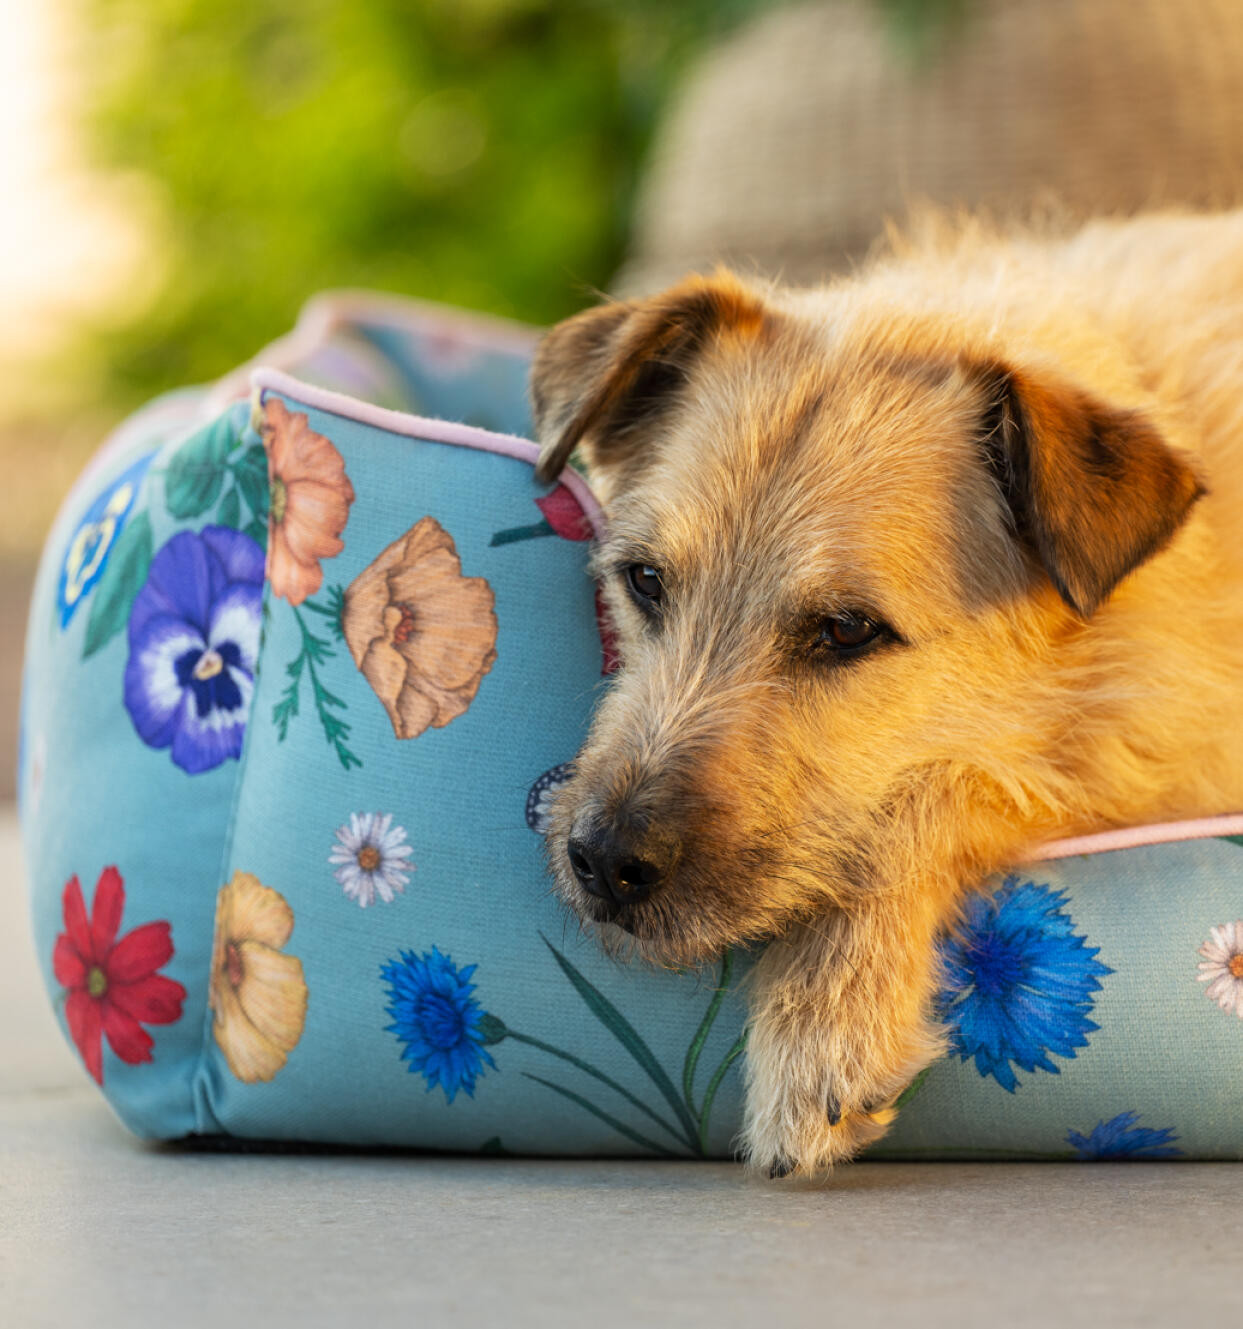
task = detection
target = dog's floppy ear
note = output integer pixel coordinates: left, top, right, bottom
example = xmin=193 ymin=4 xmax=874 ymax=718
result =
xmin=531 ymin=272 xmax=767 ymax=484
xmin=969 ymin=359 xmax=1205 ymax=616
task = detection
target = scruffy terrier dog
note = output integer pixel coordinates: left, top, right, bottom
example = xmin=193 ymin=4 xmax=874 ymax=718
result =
xmin=530 ymin=211 xmax=1243 ymax=1179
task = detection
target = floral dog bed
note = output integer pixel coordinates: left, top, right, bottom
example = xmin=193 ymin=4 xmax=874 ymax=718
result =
xmin=19 ymin=292 xmax=1243 ymax=1161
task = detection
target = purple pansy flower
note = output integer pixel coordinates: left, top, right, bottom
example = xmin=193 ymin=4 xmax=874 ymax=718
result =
xmin=124 ymin=525 xmax=264 ymax=774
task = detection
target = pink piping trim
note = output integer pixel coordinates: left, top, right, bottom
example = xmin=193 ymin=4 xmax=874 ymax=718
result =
xmin=250 ymin=366 xmax=608 ymax=541
xmin=1029 ymin=813 xmax=1243 ymax=861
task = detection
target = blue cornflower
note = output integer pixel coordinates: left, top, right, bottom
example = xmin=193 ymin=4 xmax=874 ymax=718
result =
xmin=1067 ymin=1111 xmax=1182 ymax=1160
xmin=381 ymin=947 xmax=496 ymax=1102
xmin=939 ymin=877 xmax=1112 ymax=1092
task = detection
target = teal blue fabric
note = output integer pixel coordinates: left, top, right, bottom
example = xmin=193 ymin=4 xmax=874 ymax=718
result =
xmin=19 ymin=298 xmax=1243 ymax=1161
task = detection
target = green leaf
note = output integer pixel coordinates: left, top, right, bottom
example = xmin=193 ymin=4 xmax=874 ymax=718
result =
xmin=272 ymin=681 xmax=300 ymax=740
xmin=541 ymin=935 xmax=700 ymax=1150
xmin=216 ymin=484 xmax=241 ymax=531
xmin=244 ymin=516 xmax=269 ymax=549
xmin=683 ymin=949 xmax=734 ymax=1116
xmin=233 ymin=445 xmax=269 ymax=517
xmin=697 ymin=1033 xmax=747 ymax=1155
xmin=82 ymin=510 xmax=153 ymax=659
xmin=164 ymin=415 xmax=236 ymax=518
xmin=521 ymin=1073 xmax=684 ymax=1158
xmin=489 ymin=519 xmax=555 ymax=547
xmin=1220 ymin=834 xmax=1243 ymax=848
xmin=502 ymin=1027 xmax=686 ymax=1146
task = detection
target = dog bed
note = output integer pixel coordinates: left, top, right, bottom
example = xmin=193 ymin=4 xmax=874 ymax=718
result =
xmin=19 ymin=292 xmax=1243 ymax=1162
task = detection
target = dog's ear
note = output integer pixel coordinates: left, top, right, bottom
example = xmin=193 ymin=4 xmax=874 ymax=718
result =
xmin=531 ymin=272 xmax=768 ymax=484
xmin=968 ymin=359 xmax=1205 ymax=616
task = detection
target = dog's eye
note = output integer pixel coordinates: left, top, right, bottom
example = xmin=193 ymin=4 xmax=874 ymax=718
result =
xmin=816 ymin=612 xmax=882 ymax=656
xmin=624 ymin=563 xmax=665 ymax=609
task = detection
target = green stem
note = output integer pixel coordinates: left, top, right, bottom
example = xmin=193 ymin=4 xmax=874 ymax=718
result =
xmin=504 ymin=1029 xmax=686 ymax=1147
xmin=894 ymin=1066 xmax=931 ymax=1109
xmin=521 ymin=1073 xmax=684 ymax=1158
xmin=682 ymin=949 xmax=733 ymax=1118
xmin=697 ymin=1033 xmax=748 ymax=1156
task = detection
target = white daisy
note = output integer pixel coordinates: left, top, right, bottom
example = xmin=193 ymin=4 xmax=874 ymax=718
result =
xmin=1196 ymin=920 xmax=1243 ymax=1018
xmin=329 ymin=813 xmax=413 ymax=907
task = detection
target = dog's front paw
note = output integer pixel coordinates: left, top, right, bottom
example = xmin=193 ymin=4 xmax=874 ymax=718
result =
xmin=741 ymin=970 xmax=941 ymax=1178
xmin=743 ymin=903 xmax=948 ymax=1179
xmin=746 ymin=1071 xmax=901 ymax=1180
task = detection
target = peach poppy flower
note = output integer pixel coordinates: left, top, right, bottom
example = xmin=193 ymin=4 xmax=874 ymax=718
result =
xmin=342 ymin=516 xmax=498 ymax=740
xmin=261 ymin=398 xmax=355 ymax=605
xmin=209 ymin=871 xmax=308 ymax=1083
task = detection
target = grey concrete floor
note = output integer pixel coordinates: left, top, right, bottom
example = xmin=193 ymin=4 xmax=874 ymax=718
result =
xmin=1 ymin=807 xmax=1238 ymax=1328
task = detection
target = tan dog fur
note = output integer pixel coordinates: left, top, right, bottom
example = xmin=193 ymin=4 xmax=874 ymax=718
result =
xmin=529 ymin=210 xmax=1243 ymax=1178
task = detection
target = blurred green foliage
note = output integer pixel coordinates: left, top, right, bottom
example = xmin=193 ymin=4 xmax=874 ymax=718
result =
xmin=78 ymin=0 xmax=965 ymax=409
xmin=76 ymin=0 xmax=774 ymax=406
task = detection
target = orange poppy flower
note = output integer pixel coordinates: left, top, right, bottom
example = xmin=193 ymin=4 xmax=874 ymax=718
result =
xmin=261 ymin=398 xmax=355 ymax=605
xmin=342 ymin=516 xmax=498 ymax=740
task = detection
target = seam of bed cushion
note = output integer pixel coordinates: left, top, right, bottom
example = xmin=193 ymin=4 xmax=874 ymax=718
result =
xmin=188 ymin=414 xmax=271 ymax=1139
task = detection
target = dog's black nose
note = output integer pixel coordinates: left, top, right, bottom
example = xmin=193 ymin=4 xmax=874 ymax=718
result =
xmin=566 ymin=827 xmax=668 ymax=907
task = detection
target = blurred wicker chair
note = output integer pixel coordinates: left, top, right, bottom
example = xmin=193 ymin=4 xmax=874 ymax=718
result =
xmin=617 ymin=0 xmax=1243 ymax=294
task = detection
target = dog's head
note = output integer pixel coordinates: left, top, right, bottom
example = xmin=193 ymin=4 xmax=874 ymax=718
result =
xmin=531 ymin=271 xmax=1204 ymax=964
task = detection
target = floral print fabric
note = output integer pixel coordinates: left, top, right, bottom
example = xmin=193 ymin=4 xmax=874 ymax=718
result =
xmin=381 ymin=947 xmax=496 ymax=1102
xmin=342 ymin=515 xmax=497 ymax=740
xmin=1197 ymin=920 xmax=1243 ymax=1017
xmin=938 ymin=879 xmax=1112 ymax=1092
xmin=209 ymin=872 xmax=308 ymax=1084
xmin=21 ymin=352 xmax=1243 ymax=1159
xmin=52 ymin=868 xmax=186 ymax=1085
xmin=124 ymin=526 xmax=264 ymax=773
xmin=330 ymin=813 xmax=414 ymax=907
xmin=261 ymin=399 xmax=355 ymax=606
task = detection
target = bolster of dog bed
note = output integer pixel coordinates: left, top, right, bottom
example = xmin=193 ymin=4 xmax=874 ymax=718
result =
xmin=19 ymin=292 xmax=1243 ymax=1161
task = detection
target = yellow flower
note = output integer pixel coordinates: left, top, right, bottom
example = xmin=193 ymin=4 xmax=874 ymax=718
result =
xmin=342 ymin=516 xmax=498 ymax=740
xmin=209 ymin=871 xmax=308 ymax=1083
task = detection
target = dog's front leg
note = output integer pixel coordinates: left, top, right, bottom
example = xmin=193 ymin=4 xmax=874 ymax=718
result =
xmin=743 ymin=886 xmax=948 ymax=1178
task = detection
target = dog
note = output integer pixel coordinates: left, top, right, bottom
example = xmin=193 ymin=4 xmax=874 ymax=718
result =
xmin=528 ymin=210 xmax=1243 ymax=1178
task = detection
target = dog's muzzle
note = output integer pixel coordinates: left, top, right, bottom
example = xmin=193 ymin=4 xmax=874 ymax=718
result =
xmin=565 ymin=819 xmax=677 ymax=914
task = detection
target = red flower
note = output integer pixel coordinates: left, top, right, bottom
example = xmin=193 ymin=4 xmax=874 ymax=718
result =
xmin=539 ymin=486 xmax=619 ymax=675
xmin=594 ymin=586 xmax=620 ymax=675
xmin=52 ymin=868 xmax=187 ymax=1085
xmin=535 ymin=485 xmax=593 ymax=541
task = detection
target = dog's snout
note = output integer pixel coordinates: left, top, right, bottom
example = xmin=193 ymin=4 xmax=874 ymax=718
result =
xmin=566 ymin=825 xmax=671 ymax=908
